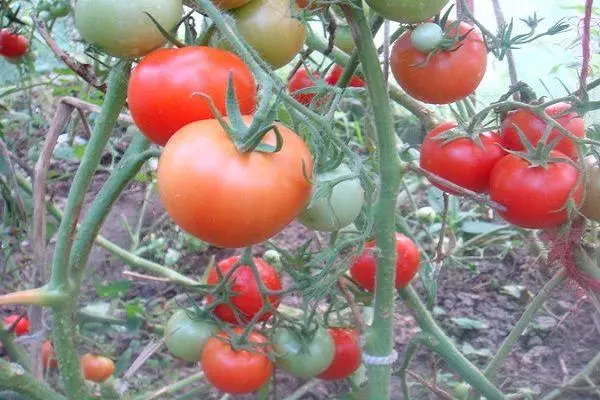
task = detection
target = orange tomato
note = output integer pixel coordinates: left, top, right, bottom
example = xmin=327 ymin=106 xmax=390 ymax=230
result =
xmin=41 ymin=341 xmax=58 ymax=369
xmin=81 ymin=353 xmax=115 ymax=383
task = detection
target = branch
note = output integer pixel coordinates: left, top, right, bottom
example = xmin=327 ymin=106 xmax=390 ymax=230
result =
xmin=0 ymin=358 xmax=65 ymax=400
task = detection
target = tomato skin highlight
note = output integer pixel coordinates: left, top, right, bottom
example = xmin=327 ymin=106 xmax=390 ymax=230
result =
xmin=3 ymin=315 xmax=29 ymax=336
xmin=489 ymin=152 xmax=583 ymax=229
xmin=201 ymin=328 xmax=273 ymax=394
xmin=164 ymin=310 xmax=219 ymax=362
xmin=500 ymin=102 xmax=585 ymax=160
xmin=365 ymin=0 xmax=448 ymax=23
xmin=317 ymin=328 xmax=362 ymax=381
xmin=0 ymin=30 xmax=29 ymax=59
xmin=128 ymin=46 xmax=257 ymax=146
xmin=390 ymin=22 xmax=487 ymax=104
xmin=206 ymin=256 xmax=282 ymax=324
xmin=325 ymin=65 xmax=365 ymax=88
xmin=288 ymin=68 xmax=320 ymax=106
xmin=420 ymin=122 xmax=505 ymax=194
xmin=272 ymin=326 xmax=335 ymax=378
xmin=81 ymin=354 xmax=115 ymax=383
xmin=157 ymin=117 xmax=313 ymax=248
xmin=350 ymin=233 xmax=420 ymax=292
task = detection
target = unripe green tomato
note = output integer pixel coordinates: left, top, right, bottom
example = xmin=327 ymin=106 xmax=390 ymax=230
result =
xmin=263 ymin=249 xmax=283 ymax=271
xmin=415 ymin=206 xmax=436 ymax=223
xmin=297 ymin=164 xmax=364 ymax=232
xmin=50 ymin=1 xmax=72 ymax=18
xmin=453 ymin=382 xmax=470 ymax=400
xmin=74 ymin=0 xmax=183 ymax=58
xmin=410 ymin=22 xmax=444 ymax=53
xmin=272 ymin=326 xmax=334 ymax=378
xmin=164 ymin=310 xmax=218 ymax=362
xmin=365 ymin=0 xmax=448 ymax=23
xmin=334 ymin=25 xmax=355 ymax=54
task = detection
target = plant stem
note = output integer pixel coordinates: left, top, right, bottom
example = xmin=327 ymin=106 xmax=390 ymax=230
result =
xmin=0 ymin=358 xmax=65 ymax=400
xmin=0 ymin=326 xmax=31 ymax=371
xmin=541 ymin=350 xmax=600 ymax=400
xmin=342 ymin=4 xmax=401 ymax=399
xmin=134 ymin=372 xmax=205 ymax=400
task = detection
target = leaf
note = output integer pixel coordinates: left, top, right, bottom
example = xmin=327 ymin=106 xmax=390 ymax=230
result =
xmin=451 ymin=317 xmax=489 ymax=330
xmin=461 ymin=342 xmax=492 ymax=358
xmin=419 ymin=260 xmax=437 ymax=309
xmin=501 ymin=284 xmax=526 ymax=299
xmin=95 ymin=280 xmax=131 ymax=298
xmin=461 ymin=221 xmax=508 ymax=234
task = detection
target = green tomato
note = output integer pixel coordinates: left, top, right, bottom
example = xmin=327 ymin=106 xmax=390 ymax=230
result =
xmin=164 ymin=310 xmax=218 ymax=362
xmin=297 ymin=164 xmax=364 ymax=232
xmin=74 ymin=0 xmax=183 ymax=58
xmin=334 ymin=25 xmax=355 ymax=54
xmin=272 ymin=326 xmax=335 ymax=378
xmin=50 ymin=1 xmax=72 ymax=18
xmin=410 ymin=22 xmax=444 ymax=53
xmin=364 ymin=0 xmax=448 ymax=23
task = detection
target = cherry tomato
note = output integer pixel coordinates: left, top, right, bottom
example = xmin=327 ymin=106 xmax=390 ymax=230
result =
xmin=391 ymin=22 xmax=486 ymax=104
xmin=325 ymin=65 xmax=365 ymax=88
xmin=272 ymin=326 xmax=334 ymax=378
xmin=74 ymin=0 xmax=183 ymax=58
xmin=206 ymin=256 xmax=282 ymax=324
xmin=500 ymin=102 xmax=585 ymax=160
xmin=334 ymin=25 xmax=355 ymax=54
xmin=128 ymin=46 xmax=257 ymax=146
xmin=420 ymin=122 xmax=505 ymax=194
xmin=288 ymin=68 xmax=320 ymax=106
xmin=157 ymin=116 xmax=314 ymax=248
xmin=317 ymin=328 xmax=362 ymax=381
xmin=365 ymin=0 xmax=448 ymax=23
xmin=201 ymin=328 xmax=273 ymax=394
xmin=164 ymin=310 xmax=218 ymax=362
xmin=0 ymin=30 xmax=29 ymax=59
xmin=42 ymin=341 xmax=58 ymax=369
xmin=3 ymin=315 xmax=29 ymax=336
xmin=489 ymin=152 xmax=583 ymax=229
xmin=350 ymin=233 xmax=420 ymax=292
xmin=81 ymin=354 xmax=115 ymax=383
xmin=582 ymin=156 xmax=600 ymax=222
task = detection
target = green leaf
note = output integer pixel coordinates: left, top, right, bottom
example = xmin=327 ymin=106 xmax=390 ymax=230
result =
xmin=461 ymin=342 xmax=492 ymax=358
xmin=418 ymin=260 xmax=437 ymax=309
xmin=95 ymin=280 xmax=131 ymax=298
xmin=451 ymin=317 xmax=489 ymax=330
xmin=500 ymin=284 xmax=526 ymax=300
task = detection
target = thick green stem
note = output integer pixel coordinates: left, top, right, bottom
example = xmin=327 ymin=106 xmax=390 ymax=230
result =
xmin=343 ymin=4 xmax=401 ymax=399
xmin=0 ymin=326 xmax=31 ymax=371
xmin=0 ymin=358 xmax=65 ymax=400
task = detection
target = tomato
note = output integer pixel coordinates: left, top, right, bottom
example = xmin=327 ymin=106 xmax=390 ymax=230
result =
xmin=500 ymin=102 xmax=585 ymax=160
xmin=74 ymin=0 xmax=183 ymax=58
xmin=81 ymin=354 xmax=115 ymax=383
xmin=3 ymin=315 xmax=29 ymax=336
xmin=230 ymin=0 xmax=306 ymax=69
xmin=420 ymin=122 xmax=505 ymax=194
xmin=489 ymin=152 xmax=583 ymax=229
xmin=157 ymin=116 xmax=313 ymax=248
xmin=365 ymin=0 xmax=448 ymax=23
xmin=334 ymin=25 xmax=355 ymax=54
xmin=201 ymin=328 xmax=273 ymax=394
xmin=272 ymin=326 xmax=335 ymax=378
xmin=206 ymin=256 xmax=282 ymax=324
xmin=164 ymin=310 xmax=218 ymax=362
xmin=581 ymin=156 xmax=600 ymax=222
xmin=0 ymin=30 xmax=29 ymax=59
xmin=317 ymin=328 xmax=361 ymax=381
xmin=295 ymin=0 xmax=324 ymax=10
xmin=325 ymin=65 xmax=365 ymax=88
xmin=350 ymin=233 xmax=420 ymax=292
xmin=390 ymin=22 xmax=487 ymax=104
xmin=288 ymin=68 xmax=320 ymax=106
xmin=297 ymin=164 xmax=365 ymax=231
xmin=42 ymin=341 xmax=58 ymax=369
xmin=411 ymin=22 xmax=444 ymax=53
xmin=128 ymin=46 xmax=256 ymax=146
xmin=214 ymin=0 xmax=252 ymax=9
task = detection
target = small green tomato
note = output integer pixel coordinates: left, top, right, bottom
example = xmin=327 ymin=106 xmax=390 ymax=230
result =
xmin=410 ymin=22 xmax=444 ymax=53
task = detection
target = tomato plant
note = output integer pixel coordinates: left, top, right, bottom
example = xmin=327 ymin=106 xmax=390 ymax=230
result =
xmin=205 ymin=256 xmax=282 ymax=324
xmin=128 ymin=46 xmax=257 ymax=146
xmin=41 ymin=341 xmax=58 ymax=369
xmin=2 ymin=315 xmax=29 ymax=336
xmin=317 ymin=328 xmax=362 ymax=380
xmin=390 ymin=22 xmax=487 ymax=104
xmin=489 ymin=152 xmax=583 ymax=229
xmin=272 ymin=326 xmax=335 ymax=378
xmin=288 ymin=68 xmax=320 ymax=106
xmin=325 ymin=65 xmax=365 ymax=87
xmin=581 ymin=156 xmax=600 ymax=222
xmin=500 ymin=102 xmax=585 ymax=160
xmin=81 ymin=354 xmax=115 ymax=383
xmin=350 ymin=233 xmax=421 ymax=291
xmin=164 ymin=310 xmax=218 ymax=362
xmin=420 ymin=122 xmax=505 ymax=193
xmin=365 ymin=0 xmax=448 ymax=23
xmin=157 ymin=116 xmax=313 ymax=248
xmin=201 ymin=328 xmax=273 ymax=394
xmin=0 ymin=29 xmax=29 ymax=59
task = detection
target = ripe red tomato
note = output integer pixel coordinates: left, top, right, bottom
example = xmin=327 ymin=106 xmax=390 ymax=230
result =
xmin=3 ymin=315 xmax=29 ymax=336
xmin=157 ymin=116 xmax=314 ymax=248
xmin=81 ymin=354 xmax=115 ymax=383
xmin=201 ymin=328 xmax=273 ymax=394
xmin=128 ymin=46 xmax=257 ymax=146
xmin=317 ymin=328 xmax=361 ymax=380
xmin=0 ymin=29 xmax=29 ymax=59
xmin=500 ymin=102 xmax=585 ymax=160
xmin=325 ymin=65 xmax=365 ymax=88
xmin=206 ymin=256 xmax=282 ymax=324
xmin=390 ymin=22 xmax=486 ymax=104
xmin=489 ymin=152 xmax=583 ymax=229
xmin=420 ymin=122 xmax=505 ymax=193
xmin=289 ymin=68 xmax=320 ymax=106
xmin=350 ymin=233 xmax=420 ymax=292
xmin=42 ymin=341 xmax=58 ymax=369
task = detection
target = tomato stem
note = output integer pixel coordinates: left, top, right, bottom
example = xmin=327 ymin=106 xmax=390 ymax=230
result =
xmin=0 ymin=358 xmax=66 ymax=400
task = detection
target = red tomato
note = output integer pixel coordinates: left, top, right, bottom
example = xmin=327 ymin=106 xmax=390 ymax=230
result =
xmin=289 ymin=68 xmax=320 ymax=106
xmin=420 ymin=122 xmax=505 ymax=193
xmin=3 ymin=315 xmax=29 ymax=336
xmin=489 ymin=152 xmax=583 ymax=229
xmin=317 ymin=328 xmax=361 ymax=380
xmin=390 ymin=22 xmax=487 ymax=104
xmin=201 ymin=328 xmax=273 ymax=394
xmin=157 ymin=116 xmax=313 ymax=248
xmin=206 ymin=256 xmax=282 ymax=324
xmin=42 ymin=341 xmax=58 ymax=369
xmin=350 ymin=233 xmax=420 ymax=292
xmin=500 ymin=102 xmax=585 ymax=160
xmin=128 ymin=46 xmax=257 ymax=146
xmin=0 ymin=29 xmax=29 ymax=59
xmin=295 ymin=0 xmax=324 ymax=10
xmin=325 ymin=65 xmax=365 ymax=88
xmin=81 ymin=353 xmax=115 ymax=383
